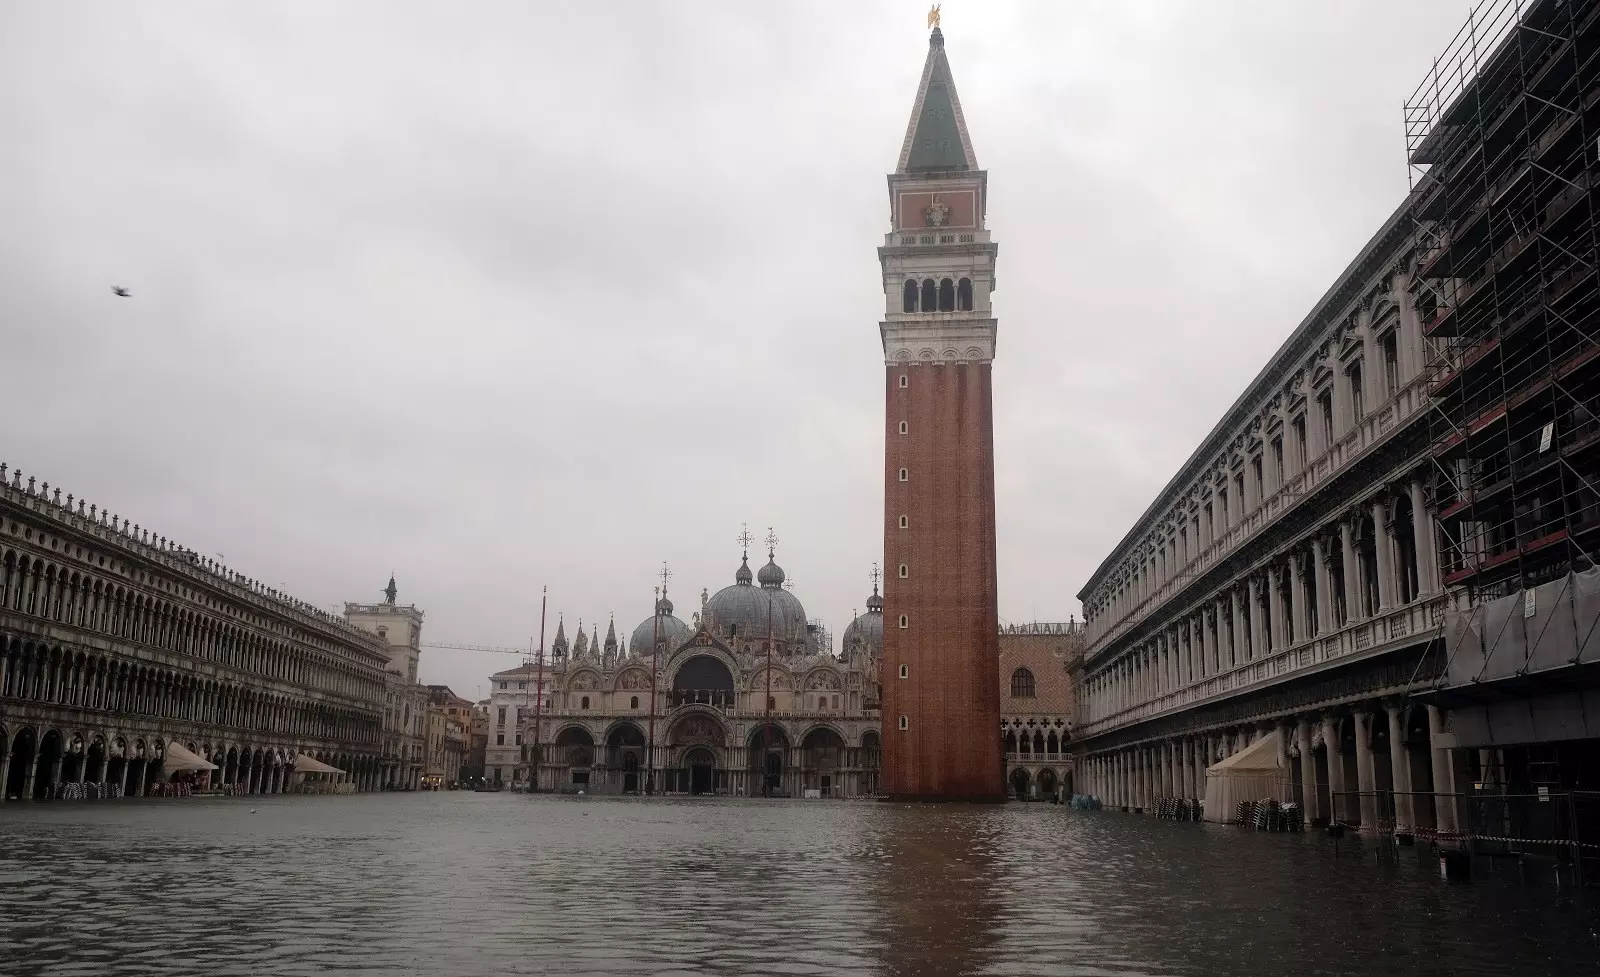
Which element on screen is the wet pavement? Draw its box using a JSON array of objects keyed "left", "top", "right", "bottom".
[{"left": 1, "top": 793, "right": 1597, "bottom": 976}]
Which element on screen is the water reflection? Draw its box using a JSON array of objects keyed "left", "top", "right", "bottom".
[
  {"left": 1, "top": 794, "right": 1598, "bottom": 977},
  {"left": 864, "top": 805, "right": 1003, "bottom": 977}
]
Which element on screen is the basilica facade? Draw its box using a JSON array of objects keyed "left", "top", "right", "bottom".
[{"left": 484, "top": 548, "right": 884, "bottom": 797}]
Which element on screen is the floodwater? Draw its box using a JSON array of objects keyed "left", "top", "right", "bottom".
[{"left": 1, "top": 795, "right": 1597, "bottom": 977}]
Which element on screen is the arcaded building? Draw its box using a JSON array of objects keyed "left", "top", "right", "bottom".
[
  {"left": 1071, "top": 194, "right": 1452, "bottom": 825},
  {"left": 0, "top": 466, "right": 403, "bottom": 800},
  {"left": 879, "top": 21, "right": 1004, "bottom": 801},
  {"left": 999, "top": 622, "right": 1082, "bottom": 801}
]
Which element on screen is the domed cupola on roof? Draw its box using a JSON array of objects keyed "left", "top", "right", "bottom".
[
  {"left": 705, "top": 529, "right": 811, "bottom": 651},
  {"left": 842, "top": 568, "right": 885, "bottom": 661},
  {"left": 757, "top": 553, "right": 786, "bottom": 588},
  {"left": 630, "top": 587, "right": 693, "bottom": 660}
]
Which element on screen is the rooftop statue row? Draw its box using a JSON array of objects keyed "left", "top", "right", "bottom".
[{"left": 0, "top": 459, "right": 390, "bottom": 643}]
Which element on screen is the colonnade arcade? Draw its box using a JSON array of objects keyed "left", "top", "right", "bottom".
[
  {"left": 1080, "top": 696, "right": 1461, "bottom": 834},
  {"left": 1, "top": 637, "right": 376, "bottom": 743},
  {"left": 1082, "top": 479, "right": 1440, "bottom": 727},
  {"left": 0, "top": 722, "right": 387, "bottom": 801}
]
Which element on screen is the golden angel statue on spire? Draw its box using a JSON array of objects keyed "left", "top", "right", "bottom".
[{"left": 927, "top": 5, "right": 941, "bottom": 30}]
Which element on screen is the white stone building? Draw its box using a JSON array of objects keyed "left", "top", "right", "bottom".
[{"left": 345, "top": 577, "right": 428, "bottom": 790}]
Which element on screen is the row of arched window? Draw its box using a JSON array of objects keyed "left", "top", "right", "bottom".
[
  {"left": 0, "top": 548, "right": 384, "bottom": 704},
  {"left": 902, "top": 277, "right": 975, "bottom": 313},
  {"left": 1004, "top": 728, "right": 1063, "bottom": 756},
  {"left": 0, "top": 639, "right": 379, "bottom": 743}
]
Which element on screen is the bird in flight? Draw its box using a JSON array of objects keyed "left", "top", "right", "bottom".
[{"left": 110, "top": 286, "right": 130, "bottom": 297}]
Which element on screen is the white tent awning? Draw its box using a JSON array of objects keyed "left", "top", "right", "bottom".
[
  {"left": 1202, "top": 730, "right": 1290, "bottom": 823},
  {"left": 162, "top": 740, "right": 218, "bottom": 773},
  {"left": 293, "top": 753, "right": 344, "bottom": 775}
]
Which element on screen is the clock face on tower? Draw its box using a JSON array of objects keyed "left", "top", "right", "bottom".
[{"left": 924, "top": 201, "right": 950, "bottom": 227}]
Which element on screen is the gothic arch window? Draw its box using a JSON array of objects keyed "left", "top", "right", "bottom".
[
  {"left": 1010, "top": 667, "right": 1036, "bottom": 698},
  {"left": 580, "top": 696, "right": 590, "bottom": 709},
  {"left": 921, "top": 279, "right": 937, "bottom": 311},
  {"left": 899, "top": 564, "right": 908, "bottom": 578},
  {"left": 902, "top": 279, "right": 919, "bottom": 312},
  {"left": 938, "top": 278, "right": 955, "bottom": 312},
  {"left": 898, "top": 614, "right": 908, "bottom": 629},
  {"left": 899, "top": 515, "right": 908, "bottom": 529},
  {"left": 957, "top": 278, "right": 973, "bottom": 311},
  {"left": 899, "top": 468, "right": 908, "bottom": 482},
  {"left": 630, "top": 695, "right": 639, "bottom": 709}
]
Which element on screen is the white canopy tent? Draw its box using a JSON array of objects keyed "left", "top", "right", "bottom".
[
  {"left": 293, "top": 753, "right": 344, "bottom": 776},
  {"left": 1202, "top": 730, "right": 1292, "bottom": 823},
  {"left": 161, "top": 741, "right": 218, "bottom": 774}
]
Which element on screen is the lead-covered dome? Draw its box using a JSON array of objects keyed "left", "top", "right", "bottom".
[
  {"left": 842, "top": 584, "right": 884, "bottom": 659},
  {"left": 706, "top": 551, "right": 810, "bottom": 650},
  {"left": 629, "top": 591, "right": 693, "bottom": 659}
]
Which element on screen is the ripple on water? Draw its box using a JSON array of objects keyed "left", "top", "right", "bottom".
[{"left": 1, "top": 794, "right": 1598, "bottom": 976}]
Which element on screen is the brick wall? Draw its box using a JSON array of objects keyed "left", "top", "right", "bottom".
[
  {"left": 999, "top": 630, "right": 1081, "bottom": 720},
  {"left": 881, "top": 361, "right": 1003, "bottom": 800}
]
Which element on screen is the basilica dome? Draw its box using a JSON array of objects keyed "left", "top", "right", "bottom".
[
  {"left": 629, "top": 592, "right": 693, "bottom": 658},
  {"left": 841, "top": 585, "right": 884, "bottom": 659},
  {"left": 705, "top": 552, "right": 810, "bottom": 651}
]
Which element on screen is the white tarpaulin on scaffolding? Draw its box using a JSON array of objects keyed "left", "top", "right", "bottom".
[{"left": 1202, "top": 731, "right": 1291, "bottom": 823}]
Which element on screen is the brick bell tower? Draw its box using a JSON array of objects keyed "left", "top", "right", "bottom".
[{"left": 877, "top": 23, "right": 1002, "bottom": 802}]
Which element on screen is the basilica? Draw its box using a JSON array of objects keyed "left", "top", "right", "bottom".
[{"left": 482, "top": 547, "right": 886, "bottom": 798}]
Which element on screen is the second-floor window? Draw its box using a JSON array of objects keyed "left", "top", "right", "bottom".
[
  {"left": 1010, "top": 667, "right": 1036, "bottom": 698},
  {"left": 496, "top": 707, "right": 506, "bottom": 727}
]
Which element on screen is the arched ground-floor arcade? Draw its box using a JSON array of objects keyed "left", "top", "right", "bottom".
[{"left": 0, "top": 716, "right": 383, "bottom": 801}]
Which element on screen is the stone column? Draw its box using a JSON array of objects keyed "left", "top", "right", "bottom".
[
  {"left": 1248, "top": 576, "right": 1265, "bottom": 660},
  {"left": 1373, "top": 500, "right": 1396, "bottom": 612},
  {"left": 1181, "top": 738, "right": 1194, "bottom": 799},
  {"left": 1332, "top": 362, "right": 1350, "bottom": 441},
  {"left": 21, "top": 750, "right": 39, "bottom": 801},
  {"left": 1341, "top": 518, "right": 1360, "bottom": 622},
  {"left": 1290, "top": 552, "right": 1308, "bottom": 642},
  {"left": 1229, "top": 590, "right": 1244, "bottom": 668},
  {"left": 1384, "top": 701, "right": 1414, "bottom": 832},
  {"left": 1427, "top": 705, "right": 1459, "bottom": 833},
  {"left": 1321, "top": 713, "right": 1345, "bottom": 824},
  {"left": 1269, "top": 565, "right": 1287, "bottom": 650},
  {"left": 1354, "top": 709, "right": 1378, "bottom": 829},
  {"left": 1312, "top": 536, "right": 1333, "bottom": 634},
  {"left": 1296, "top": 718, "right": 1317, "bottom": 822},
  {"left": 1410, "top": 478, "right": 1438, "bottom": 595}
]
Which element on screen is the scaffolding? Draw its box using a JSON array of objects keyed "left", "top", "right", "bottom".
[
  {"left": 1405, "top": 0, "right": 1600, "bottom": 802},
  {"left": 1406, "top": 0, "right": 1600, "bottom": 603}
]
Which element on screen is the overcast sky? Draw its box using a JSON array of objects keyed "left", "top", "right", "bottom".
[{"left": 1, "top": 1, "right": 1473, "bottom": 699}]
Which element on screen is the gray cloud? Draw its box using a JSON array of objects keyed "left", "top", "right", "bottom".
[{"left": 0, "top": 0, "right": 1471, "bottom": 696}]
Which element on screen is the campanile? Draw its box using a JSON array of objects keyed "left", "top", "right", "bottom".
[{"left": 877, "top": 24, "right": 1003, "bottom": 801}]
